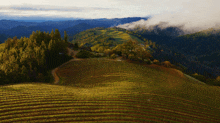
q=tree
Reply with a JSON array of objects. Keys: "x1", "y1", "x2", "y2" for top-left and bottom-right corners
[
  {"x1": 110, "y1": 53, "x2": 116, "y2": 59},
  {"x1": 64, "y1": 31, "x2": 68, "y2": 42},
  {"x1": 74, "y1": 42, "x2": 79, "y2": 50},
  {"x1": 54, "y1": 29, "x2": 61, "y2": 41},
  {"x1": 216, "y1": 76, "x2": 220, "y2": 81},
  {"x1": 97, "y1": 46, "x2": 105, "y2": 53},
  {"x1": 48, "y1": 39, "x2": 55, "y2": 51},
  {"x1": 40, "y1": 41, "x2": 47, "y2": 50},
  {"x1": 121, "y1": 40, "x2": 138, "y2": 58},
  {"x1": 153, "y1": 59, "x2": 160, "y2": 64},
  {"x1": 50, "y1": 29, "x2": 54, "y2": 40},
  {"x1": 162, "y1": 61, "x2": 172, "y2": 68}
]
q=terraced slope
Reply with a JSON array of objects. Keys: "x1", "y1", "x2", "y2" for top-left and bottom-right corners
[{"x1": 1, "y1": 58, "x2": 220, "y2": 122}]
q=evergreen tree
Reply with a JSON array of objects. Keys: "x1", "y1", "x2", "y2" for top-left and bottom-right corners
[
  {"x1": 54, "y1": 29, "x2": 61, "y2": 41},
  {"x1": 50, "y1": 29, "x2": 54, "y2": 40},
  {"x1": 64, "y1": 31, "x2": 68, "y2": 42}
]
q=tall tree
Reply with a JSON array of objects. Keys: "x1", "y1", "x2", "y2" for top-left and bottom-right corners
[
  {"x1": 64, "y1": 31, "x2": 68, "y2": 42},
  {"x1": 50, "y1": 29, "x2": 54, "y2": 40},
  {"x1": 54, "y1": 29, "x2": 61, "y2": 41}
]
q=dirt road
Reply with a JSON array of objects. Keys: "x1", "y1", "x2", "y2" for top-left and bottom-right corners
[{"x1": 52, "y1": 48, "x2": 82, "y2": 84}]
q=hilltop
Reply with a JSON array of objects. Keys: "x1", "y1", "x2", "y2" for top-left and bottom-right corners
[
  {"x1": 1, "y1": 58, "x2": 220, "y2": 122},
  {"x1": 71, "y1": 27, "x2": 145, "y2": 47}
]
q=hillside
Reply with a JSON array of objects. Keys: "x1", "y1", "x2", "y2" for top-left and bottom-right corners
[
  {"x1": 165, "y1": 30, "x2": 220, "y2": 78},
  {"x1": 72, "y1": 27, "x2": 146, "y2": 48},
  {"x1": 1, "y1": 58, "x2": 220, "y2": 122},
  {"x1": 122, "y1": 26, "x2": 220, "y2": 78}
]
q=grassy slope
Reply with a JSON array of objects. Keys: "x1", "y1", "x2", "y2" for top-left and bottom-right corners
[
  {"x1": 72, "y1": 28, "x2": 144, "y2": 46},
  {"x1": 1, "y1": 58, "x2": 220, "y2": 122}
]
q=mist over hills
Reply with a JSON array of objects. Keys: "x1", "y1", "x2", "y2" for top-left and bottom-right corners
[{"x1": 0, "y1": 17, "x2": 149, "y2": 43}]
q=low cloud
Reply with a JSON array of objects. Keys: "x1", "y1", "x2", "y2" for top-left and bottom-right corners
[{"x1": 118, "y1": 0, "x2": 220, "y2": 34}]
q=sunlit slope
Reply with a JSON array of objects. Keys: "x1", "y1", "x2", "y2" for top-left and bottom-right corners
[
  {"x1": 72, "y1": 28, "x2": 144, "y2": 47},
  {"x1": 0, "y1": 59, "x2": 220, "y2": 122}
]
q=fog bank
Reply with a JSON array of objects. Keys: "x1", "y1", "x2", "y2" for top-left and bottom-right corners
[{"x1": 118, "y1": 0, "x2": 220, "y2": 34}]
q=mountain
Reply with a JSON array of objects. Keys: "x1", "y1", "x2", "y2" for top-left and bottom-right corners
[
  {"x1": 0, "y1": 34, "x2": 10, "y2": 43},
  {"x1": 61, "y1": 23, "x2": 96, "y2": 40},
  {"x1": 0, "y1": 17, "x2": 149, "y2": 43},
  {"x1": 118, "y1": 24, "x2": 220, "y2": 78}
]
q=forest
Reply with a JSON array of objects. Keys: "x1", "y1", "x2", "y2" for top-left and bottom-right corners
[{"x1": 0, "y1": 29, "x2": 72, "y2": 84}]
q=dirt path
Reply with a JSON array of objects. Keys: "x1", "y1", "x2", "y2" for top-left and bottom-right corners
[
  {"x1": 52, "y1": 48, "x2": 82, "y2": 84},
  {"x1": 52, "y1": 58, "x2": 83, "y2": 84}
]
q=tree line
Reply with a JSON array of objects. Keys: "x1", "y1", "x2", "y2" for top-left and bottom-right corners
[{"x1": 0, "y1": 29, "x2": 72, "y2": 85}]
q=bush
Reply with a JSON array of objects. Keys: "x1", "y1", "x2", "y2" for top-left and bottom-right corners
[
  {"x1": 216, "y1": 76, "x2": 220, "y2": 81},
  {"x1": 146, "y1": 60, "x2": 152, "y2": 65},
  {"x1": 162, "y1": 61, "x2": 172, "y2": 68},
  {"x1": 153, "y1": 59, "x2": 160, "y2": 65},
  {"x1": 128, "y1": 53, "x2": 137, "y2": 60},
  {"x1": 110, "y1": 53, "x2": 117, "y2": 59},
  {"x1": 76, "y1": 50, "x2": 94, "y2": 58}
]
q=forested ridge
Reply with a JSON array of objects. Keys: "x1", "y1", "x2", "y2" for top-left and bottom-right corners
[
  {"x1": 0, "y1": 17, "x2": 149, "y2": 43},
  {"x1": 129, "y1": 27, "x2": 220, "y2": 78},
  {"x1": 0, "y1": 29, "x2": 72, "y2": 84}
]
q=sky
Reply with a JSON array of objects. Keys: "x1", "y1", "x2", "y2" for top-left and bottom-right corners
[{"x1": 0, "y1": 0, "x2": 186, "y2": 20}]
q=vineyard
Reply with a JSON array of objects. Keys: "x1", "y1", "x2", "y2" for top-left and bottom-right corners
[{"x1": 0, "y1": 58, "x2": 220, "y2": 122}]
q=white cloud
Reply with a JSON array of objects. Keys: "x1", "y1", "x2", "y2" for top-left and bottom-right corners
[
  {"x1": 1, "y1": 0, "x2": 219, "y2": 27},
  {"x1": 118, "y1": 0, "x2": 220, "y2": 34},
  {"x1": 0, "y1": 0, "x2": 186, "y2": 19}
]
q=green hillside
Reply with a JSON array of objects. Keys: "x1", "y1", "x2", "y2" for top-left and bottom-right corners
[
  {"x1": 72, "y1": 27, "x2": 145, "y2": 48},
  {"x1": 1, "y1": 58, "x2": 220, "y2": 122}
]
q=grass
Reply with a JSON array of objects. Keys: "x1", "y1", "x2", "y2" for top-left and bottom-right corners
[{"x1": 0, "y1": 58, "x2": 220, "y2": 122}]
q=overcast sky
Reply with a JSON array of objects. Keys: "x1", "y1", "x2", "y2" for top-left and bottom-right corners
[{"x1": 0, "y1": 0, "x2": 188, "y2": 20}]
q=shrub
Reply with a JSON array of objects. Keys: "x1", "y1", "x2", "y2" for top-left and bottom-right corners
[
  {"x1": 128, "y1": 53, "x2": 137, "y2": 60},
  {"x1": 76, "y1": 50, "x2": 94, "y2": 58},
  {"x1": 216, "y1": 76, "x2": 220, "y2": 81},
  {"x1": 153, "y1": 59, "x2": 160, "y2": 65},
  {"x1": 162, "y1": 61, "x2": 172, "y2": 68},
  {"x1": 146, "y1": 60, "x2": 152, "y2": 65},
  {"x1": 110, "y1": 53, "x2": 117, "y2": 59}
]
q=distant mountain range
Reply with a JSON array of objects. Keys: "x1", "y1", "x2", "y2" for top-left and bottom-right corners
[{"x1": 0, "y1": 17, "x2": 149, "y2": 43}]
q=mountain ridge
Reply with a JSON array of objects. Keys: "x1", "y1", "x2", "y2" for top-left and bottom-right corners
[{"x1": 0, "y1": 17, "x2": 150, "y2": 43}]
